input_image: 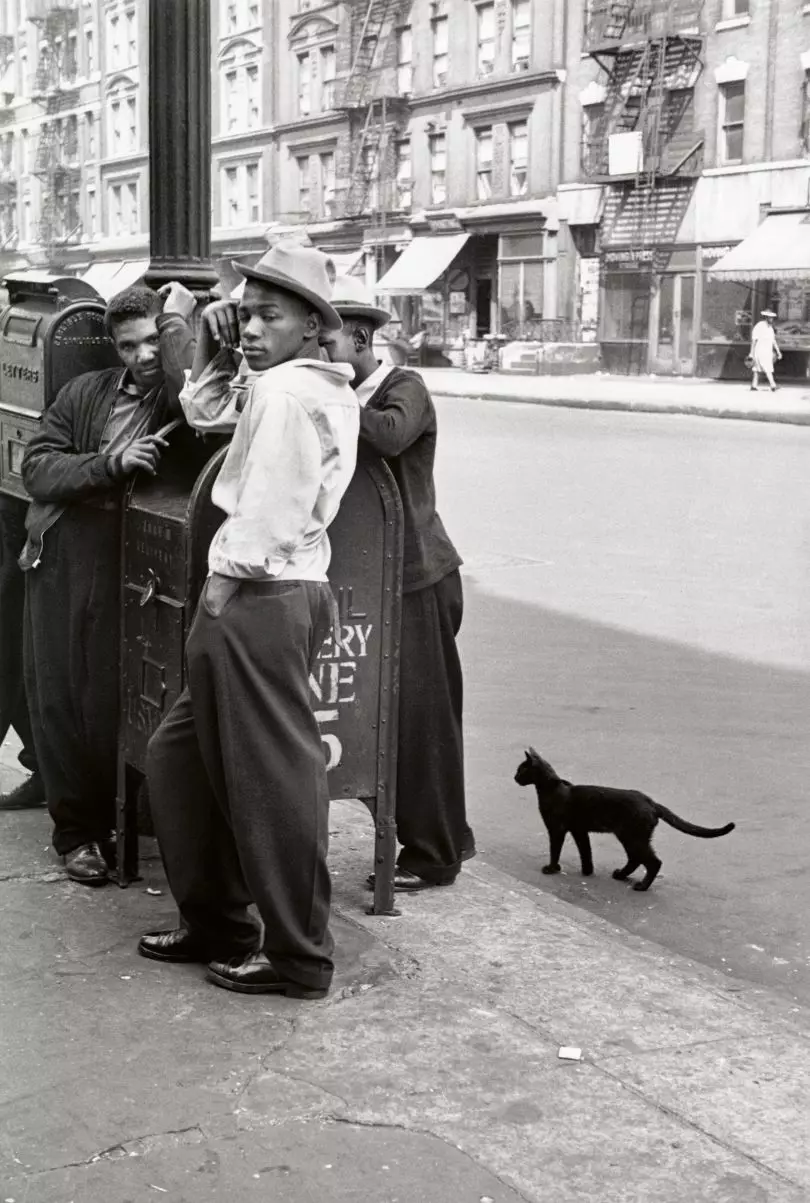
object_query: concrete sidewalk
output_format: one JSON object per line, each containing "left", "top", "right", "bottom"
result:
{"left": 2, "top": 743, "right": 809, "bottom": 1202}
{"left": 419, "top": 366, "right": 810, "bottom": 426}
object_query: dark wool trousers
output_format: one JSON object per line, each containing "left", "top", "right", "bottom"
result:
{"left": 147, "top": 578, "right": 336, "bottom": 990}
{"left": 395, "top": 568, "right": 471, "bottom": 884}
{"left": 0, "top": 495, "right": 37, "bottom": 773}
{"left": 23, "top": 505, "right": 120, "bottom": 854}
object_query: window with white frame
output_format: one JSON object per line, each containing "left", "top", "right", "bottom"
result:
{"left": 126, "top": 8, "right": 137, "bottom": 63}
{"left": 65, "top": 30, "right": 78, "bottom": 82}
{"left": 802, "top": 73, "right": 810, "bottom": 155}
{"left": 581, "top": 101, "right": 605, "bottom": 174}
{"left": 475, "top": 127, "right": 493, "bottom": 199}
{"left": 108, "top": 82, "right": 138, "bottom": 155}
{"left": 361, "top": 144, "right": 379, "bottom": 210}
{"left": 85, "top": 112, "right": 96, "bottom": 159}
{"left": 54, "top": 178, "right": 80, "bottom": 240}
{"left": 220, "top": 47, "right": 261, "bottom": 133}
{"left": 396, "top": 25, "right": 412, "bottom": 95}
{"left": 108, "top": 179, "right": 139, "bottom": 236}
{"left": 719, "top": 80, "right": 745, "bottom": 163}
{"left": 222, "top": 0, "right": 259, "bottom": 33}
{"left": 721, "top": 0, "right": 749, "bottom": 16}
{"left": 85, "top": 186, "right": 97, "bottom": 239}
{"left": 432, "top": 15, "right": 448, "bottom": 87}
{"left": 20, "top": 129, "right": 28, "bottom": 176}
{"left": 509, "top": 120, "right": 528, "bottom": 195}
{"left": 429, "top": 131, "right": 446, "bottom": 205}
{"left": 220, "top": 159, "right": 260, "bottom": 225}
{"left": 297, "top": 51, "right": 311, "bottom": 115}
{"left": 498, "top": 233, "right": 546, "bottom": 338}
{"left": 85, "top": 27, "right": 95, "bottom": 75}
{"left": 107, "top": 8, "right": 137, "bottom": 71}
{"left": 320, "top": 151, "right": 335, "bottom": 217}
{"left": 320, "top": 45, "right": 336, "bottom": 109}
{"left": 477, "top": 3, "right": 495, "bottom": 77}
{"left": 64, "top": 114, "right": 79, "bottom": 162}
{"left": 511, "top": 0, "right": 531, "bottom": 70}
{"left": 296, "top": 154, "right": 311, "bottom": 215}
{"left": 22, "top": 195, "right": 33, "bottom": 243}
{"left": 395, "top": 137, "right": 412, "bottom": 209}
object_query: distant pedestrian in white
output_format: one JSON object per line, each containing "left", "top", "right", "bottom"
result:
{"left": 750, "top": 309, "right": 781, "bottom": 392}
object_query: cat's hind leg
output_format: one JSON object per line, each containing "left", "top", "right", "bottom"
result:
{"left": 571, "top": 830, "right": 594, "bottom": 876}
{"left": 633, "top": 846, "right": 662, "bottom": 892}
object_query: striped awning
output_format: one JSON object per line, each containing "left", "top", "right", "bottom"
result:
{"left": 709, "top": 212, "right": 810, "bottom": 282}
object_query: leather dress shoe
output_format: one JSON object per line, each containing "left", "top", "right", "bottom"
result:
{"left": 138, "top": 928, "right": 213, "bottom": 964}
{"left": 207, "top": 951, "right": 329, "bottom": 999}
{"left": 64, "top": 842, "right": 110, "bottom": 886}
{"left": 0, "top": 773, "right": 46, "bottom": 810}
{"left": 366, "top": 868, "right": 454, "bottom": 892}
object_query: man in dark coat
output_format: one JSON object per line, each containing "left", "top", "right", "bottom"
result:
{"left": 321, "top": 276, "right": 475, "bottom": 890}
{"left": 20, "top": 282, "right": 195, "bottom": 885}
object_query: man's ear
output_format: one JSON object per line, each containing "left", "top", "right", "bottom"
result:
{"left": 306, "top": 309, "right": 323, "bottom": 340}
{"left": 354, "top": 323, "right": 372, "bottom": 351}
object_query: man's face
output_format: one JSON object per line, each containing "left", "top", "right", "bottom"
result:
{"left": 237, "top": 281, "right": 318, "bottom": 371}
{"left": 319, "top": 322, "right": 359, "bottom": 371}
{"left": 112, "top": 316, "right": 163, "bottom": 390}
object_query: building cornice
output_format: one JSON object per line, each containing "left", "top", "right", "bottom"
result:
{"left": 408, "top": 68, "right": 560, "bottom": 111}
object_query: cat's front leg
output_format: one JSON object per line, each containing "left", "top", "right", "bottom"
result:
{"left": 542, "top": 828, "right": 565, "bottom": 874}
{"left": 571, "top": 831, "right": 594, "bottom": 876}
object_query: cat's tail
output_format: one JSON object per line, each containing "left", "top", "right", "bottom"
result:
{"left": 655, "top": 804, "right": 735, "bottom": 839}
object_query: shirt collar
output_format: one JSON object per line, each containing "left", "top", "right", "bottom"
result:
{"left": 118, "top": 367, "right": 161, "bottom": 404}
{"left": 354, "top": 361, "right": 394, "bottom": 408}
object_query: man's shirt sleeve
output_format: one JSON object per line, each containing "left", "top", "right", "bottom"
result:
{"left": 21, "top": 378, "right": 120, "bottom": 502}
{"left": 179, "top": 348, "right": 250, "bottom": 433}
{"left": 358, "top": 372, "right": 432, "bottom": 457}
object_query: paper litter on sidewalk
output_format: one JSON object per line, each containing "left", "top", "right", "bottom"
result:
{"left": 558, "top": 1046, "right": 583, "bottom": 1061}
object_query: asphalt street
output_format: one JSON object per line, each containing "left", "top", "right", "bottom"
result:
{"left": 434, "top": 397, "right": 810, "bottom": 1011}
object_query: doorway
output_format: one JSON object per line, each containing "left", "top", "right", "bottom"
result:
{"left": 652, "top": 272, "right": 695, "bottom": 374}
{"left": 475, "top": 278, "right": 492, "bottom": 336}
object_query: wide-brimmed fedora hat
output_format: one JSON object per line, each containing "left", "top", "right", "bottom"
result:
{"left": 761, "top": 309, "right": 777, "bottom": 318}
{"left": 232, "top": 243, "right": 342, "bottom": 330}
{"left": 330, "top": 274, "right": 391, "bottom": 328}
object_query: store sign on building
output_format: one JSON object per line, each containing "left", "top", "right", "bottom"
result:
{"left": 701, "top": 245, "right": 736, "bottom": 264}
{"left": 426, "top": 215, "right": 464, "bottom": 233}
{"left": 604, "top": 249, "right": 654, "bottom": 267}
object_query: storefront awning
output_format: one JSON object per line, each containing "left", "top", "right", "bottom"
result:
{"left": 376, "top": 233, "right": 470, "bottom": 295}
{"left": 709, "top": 212, "right": 810, "bottom": 282}
{"left": 328, "top": 249, "right": 365, "bottom": 277}
{"left": 81, "top": 259, "right": 150, "bottom": 300}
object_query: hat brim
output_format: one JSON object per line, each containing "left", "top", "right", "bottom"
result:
{"left": 232, "top": 260, "right": 343, "bottom": 330}
{"left": 333, "top": 303, "right": 391, "bottom": 329}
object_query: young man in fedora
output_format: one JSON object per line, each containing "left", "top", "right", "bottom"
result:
{"left": 320, "top": 276, "right": 475, "bottom": 892}
{"left": 139, "top": 244, "right": 358, "bottom": 999}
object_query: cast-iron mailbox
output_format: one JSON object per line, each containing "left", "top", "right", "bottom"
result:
{"left": 116, "top": 441, "right": 403, "bottom": 916}
{"left": 0, "top": 272, "right": 120, "bottom": 499}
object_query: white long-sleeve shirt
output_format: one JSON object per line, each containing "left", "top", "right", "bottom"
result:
{"left": 179, "top": 350, "right": 359, "bottom": 581}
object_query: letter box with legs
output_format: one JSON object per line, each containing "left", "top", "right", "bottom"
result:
{"left": 0, "top": 272, "right": 120, "bottom": 498}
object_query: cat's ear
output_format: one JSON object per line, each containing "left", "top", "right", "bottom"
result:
{"left": 527, "top": 745, "right": 539, "bottom": 758}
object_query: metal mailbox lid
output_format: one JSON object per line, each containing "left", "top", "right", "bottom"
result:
{"left": 46, "top": 303, "right": 119, "bottom": 406}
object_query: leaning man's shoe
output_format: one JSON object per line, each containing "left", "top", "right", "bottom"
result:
{"left": 207, "top": 951, "right": 329, "bottom": 999}
{"left": 366, "top": 868, "right": 454, "bottom": 892}
{"left": 0, "top": 773, "right": 46, "bottom": 811}
{"left": 138, "top": 928, "right": 212, "bottom": 964}
{"left": 64, "top": 842, "right": 110, "bottom": 886}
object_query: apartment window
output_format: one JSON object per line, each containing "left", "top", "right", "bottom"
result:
{"left": 22, "top": 196, "right": 32, "bottom": 243}
{"left": 719, "top": 80, "right": 745, "bottom": 163}
{"left": 297, "top": 52, "right": 311, "bottom": 115}
{"left": 432, "top": 16, "right": 448, "bottom": 87}
{"left": 581, "top": 102, "right": 605, "bottom": 174}
{"left": 246, "top": 161, "right": 259, "bottom": 222}
{"left": 396, "top": 26, "right": 412, "bottom": 95}
{"left": 108, "top": 14, "right": 122, "bottom": 69}
{"left": 802, "top": 75, "right": 810, "bottom": 155}
{"left": 499, "top": 233, "right": 546, "bottom": 338}
{"left": 19, "top": 50, "right": 27, "bottom": 93}
{"left": 109, "top": 180, "right": 138, "bottom": 236}
{"left": 20, "top": 129, "right": 28, "bottom": 176}
{"left": 721, "top": 0, "right": 749, "bottom": 15}
{"left": 362, "top": 144, "right": 379, "bottom": 210}
{"left": 86, "top": 186, "right": 97, "bottom": 239}
{"left": 512, "top": 0, "right": 531, "bottom": 70}
{"left": 54, "top": 180, "right": 80, "bottom": 240}
{"left": 248, "top": 0, "right": 259, "bottom": 23}
{"left": 246, "top": 64, "right": 259, "bottom": 126}
{"left": 395, "top": 138, "right": 412, "bottom": 209}
{"left": 296, "top": 155, "right": 311, "bottom": 215}
{"left": 429, "top": 132, "right": 446, "bottom": 205}
{"left": 85, "top": 112, "right": 96, "bottom": 159}
{"left": 320, "top": 151, "right": 335, "bottom": 217}
{"left": 65, "top": 114, "right": 79, "bottom": 162}
{"left": 221, "top": 54, "right": 260, "bottom": 133}
{"left": 475, "top": 127, "right": 493, "bottom": 199}
{"left": 109, "top": 85, "right": 138, "bottom": 155}
{"left": 225, "top": 0, "right": 238, "bottom": 32}
{"left": 222, "top": 0, "right": 258, "bottom": 32}
{"left": 0, "top": 133, "right": 11, "bottom": 171}
{"left": 0, "top": 193, "right": 16, "bottom": 245}
{"left": 85, "top": 27, "right": 95, "bottom": 75}
{"left": 223, "top": 69, "right": 238, "bottom": 130}
{"left": 477, "top": 3, "right": 495, "bottom": 77}
{"left": 320, "top": 45, "right": 336, "bottom": 109}
{"left": 65, "top": 31, "right": 77, "bottom": 82}
{"left": 126, "top": 8, "right": 137, "bottom": 63}
{"left": 509, "top": 121, "right": 528, "bottom": 195}
{"left": 220, "top": 160, "right": 260, "bottom": 225}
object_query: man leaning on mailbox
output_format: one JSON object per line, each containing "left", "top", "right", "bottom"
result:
{"left": 19, "top": 281, "right": 196, "bottom": 886}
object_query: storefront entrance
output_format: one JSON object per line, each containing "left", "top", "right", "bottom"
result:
{"left": 652, "top": 272, "right": 695, "bottom": 374}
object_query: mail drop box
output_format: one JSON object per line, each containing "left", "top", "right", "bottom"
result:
{"left": 0, "top": 271, "right": 119, "bottom": 499}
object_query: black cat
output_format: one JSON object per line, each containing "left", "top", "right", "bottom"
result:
{"left": 514, "top": 747, "right": 735, "bottom": 891}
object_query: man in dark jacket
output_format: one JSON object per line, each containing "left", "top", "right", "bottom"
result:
{"left": 321, "top": 277, "right": 475, "bottom": 889}
{"left": 21, "top": 282, "right": 195, "bottom": 885}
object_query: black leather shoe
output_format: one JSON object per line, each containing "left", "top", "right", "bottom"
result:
{"left": 64, "top": 842, "right": 110, "bottom": 886}
{"left": 138, "top": 928, "right": 212, "bottom": 964}
{"left": 207, "top": 951, "right": 329, "bottom": 999}
{"left": 366, "top": 868, "right": 454, "bottom": 892}
{"left": 0, "top": 773, "right": 46, "bottom": 810}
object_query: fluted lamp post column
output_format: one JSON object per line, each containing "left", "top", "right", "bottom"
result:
{"left": 144, "top": 0, "right": 219, "bottom": 295}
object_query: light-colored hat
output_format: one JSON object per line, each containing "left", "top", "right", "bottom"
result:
{"left": 232, "top": 243, "right": 342, "bottom": 330}
{"left": 761, "top": 309, "right": 777, "bottom": 318}
{"left": 330, "top": 274, "right": 391, "bottom": 329}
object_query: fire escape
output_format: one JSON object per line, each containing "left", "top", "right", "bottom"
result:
{"left": 30, "top": 0, "right": 82, "bottom": 264}
{"left": 582, "top": 0, "right": 705, "bottom": 269}
{"left": 335, "top": 0, "right": 410, "bottom": 228}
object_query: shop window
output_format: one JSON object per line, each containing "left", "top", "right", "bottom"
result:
{"left": 432, "top": 15, "right": 448, "bottom": 87}
{"left": 511, "top": 0, "right": 531, "bottom": 71}
{"left": 297, "top": 51, "right": 311, "bottom": 116}
{"left": 475, "top": 127, "right": 493, "bottom": 200}
{"left": 396, "top": 26, "right": 412, "bottom": 96}
{"left": 601, "top": 272, "right": 650, "bottom": 341}
{"left": 429, "top": 132, "right": 446, "bottom": 205}
{"left": 320, "top": 45, "right": 336, "bottom": 109}
{"left": 498, "top": 234, "right": 546, "bottom": 339}
{"left": 701, "top": 276, "right": 752, "bottom": 344}
{"left": 509, "top": 121, "right": 528, "bottom": 196}
{"left": 477, "top": 3, "right": 495, "bottom": 77}
{"left": 395, "top": 138, "right": 412, "bottom": 209}
{"left": 719, "top": 80, "right": 745, "bottom": 164}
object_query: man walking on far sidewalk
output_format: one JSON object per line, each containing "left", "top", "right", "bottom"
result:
{"left": 750, "top": 309, "right": 782, "bottom": 392}
{"left": 321, "top": 276, "right": 475, "bottom": 893}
